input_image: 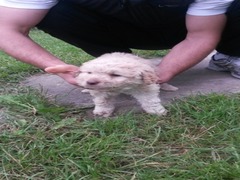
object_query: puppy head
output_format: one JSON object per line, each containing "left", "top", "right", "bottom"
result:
{"left": 75, "top": 53, "right": 158, "bottom": 91}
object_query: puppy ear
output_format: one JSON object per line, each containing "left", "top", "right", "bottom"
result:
{"left": 141, "top": 70, "right": 159, "bottom": 84}
{"left": 45, "top": 65, "right": 80, "bottom": 73}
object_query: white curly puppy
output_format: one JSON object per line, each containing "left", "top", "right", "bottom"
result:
{"left": 75, "top": 52, "right": 177, "bottom": 117}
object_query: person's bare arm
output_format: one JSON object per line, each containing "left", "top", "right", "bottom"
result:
{"left": 156, "top": 14, "right": 227, "bottom": 83}
{"left": 0, "top": 6, "right": 79, "bottom": 84}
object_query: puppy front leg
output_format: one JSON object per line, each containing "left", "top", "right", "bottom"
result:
{"left": 89, "top": 91, "right": 117, "bottom": 117}
{"left": 131, "top": 85, "right": 167, "bottom": 116}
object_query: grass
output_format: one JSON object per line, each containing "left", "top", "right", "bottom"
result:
{"left": 0, "top": 29, "right": 240, "bottom": 179}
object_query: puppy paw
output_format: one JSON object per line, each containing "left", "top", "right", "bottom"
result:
{"left": 93, "top": 109, "right": 113, "bottom": 117}
{"left": 152, "top": 108, "right": 168, "bottom": 116}
{"left": 157, "top": 109, "right": 168, "bottom": 116}
{"left": 144, "top": 106, "right": 167, "bottom": 116}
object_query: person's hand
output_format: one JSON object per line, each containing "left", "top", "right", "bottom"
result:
{"left": 153, "top": 61, "right": 175, "bottom": 84}
{"left": 45, "top": 64, "right": 80, "bottom": 85}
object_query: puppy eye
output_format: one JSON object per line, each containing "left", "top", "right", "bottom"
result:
{"left": 110, "top": 73, "right": 121, "bottom": 77}
{"left": 87, "top": 72, "right": 92, "bottom": 74}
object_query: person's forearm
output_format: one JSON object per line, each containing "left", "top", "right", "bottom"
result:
{"left": 0, "top": 30, "right": 66, "bottom": 69}
{"left": 0, "top": 6, "right": 80, "bottom": 85}
{"left": 156, "top": 37, "right": 216, "bottom": 83}
{"left": 0, "top": 31, "right": 80, "bottom": 85}
{"left": 156, "top": 14, "right": 226, "bottom": 83}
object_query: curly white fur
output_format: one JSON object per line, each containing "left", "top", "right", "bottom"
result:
{"left": 76, "top": 52, "right": 177, "bottom": 117}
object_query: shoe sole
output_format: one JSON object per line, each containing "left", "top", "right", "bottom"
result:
{"left": 231, "top": 72, "right": 240, "bottom": 79}
{"left": 208, "top": 66, "right": 240, "bottom": 79}
{"left": 207, "top": 66, "right": 229, "bottom": 72}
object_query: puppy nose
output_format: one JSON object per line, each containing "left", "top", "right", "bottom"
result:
{"left": 87, "top": 79, "right": 100, "bottom": 85}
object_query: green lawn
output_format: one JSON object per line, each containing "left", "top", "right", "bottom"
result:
{"left": 0, "top": 29, "right": 240, "bottom": 180}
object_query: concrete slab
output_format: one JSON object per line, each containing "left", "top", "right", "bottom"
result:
{"left": 21, "top": 52, "right": 240, "bottom": 116}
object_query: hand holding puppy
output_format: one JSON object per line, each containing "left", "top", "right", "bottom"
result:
{"left": 45, "top": 64, "right": 80, "bottom": 85}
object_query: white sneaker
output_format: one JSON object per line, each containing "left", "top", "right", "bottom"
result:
{"left": 207, "top": 53, "right": 240, "bottom": 79}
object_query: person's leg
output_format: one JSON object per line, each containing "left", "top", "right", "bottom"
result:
{"left": 208, "top": 0, "right": 240, "bottom": 79}
{"left": 37, "top": 1, "right": 133, "bottom": 57}
{"left": 37, "top": 0, "right": 188, "bottom": 57}
{"left": 216, "top": 0, "right": 240, "bottom": 56}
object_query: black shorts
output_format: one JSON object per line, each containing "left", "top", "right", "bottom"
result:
{"left": 37, "top": 0, "right": 240, "bottom": 56}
